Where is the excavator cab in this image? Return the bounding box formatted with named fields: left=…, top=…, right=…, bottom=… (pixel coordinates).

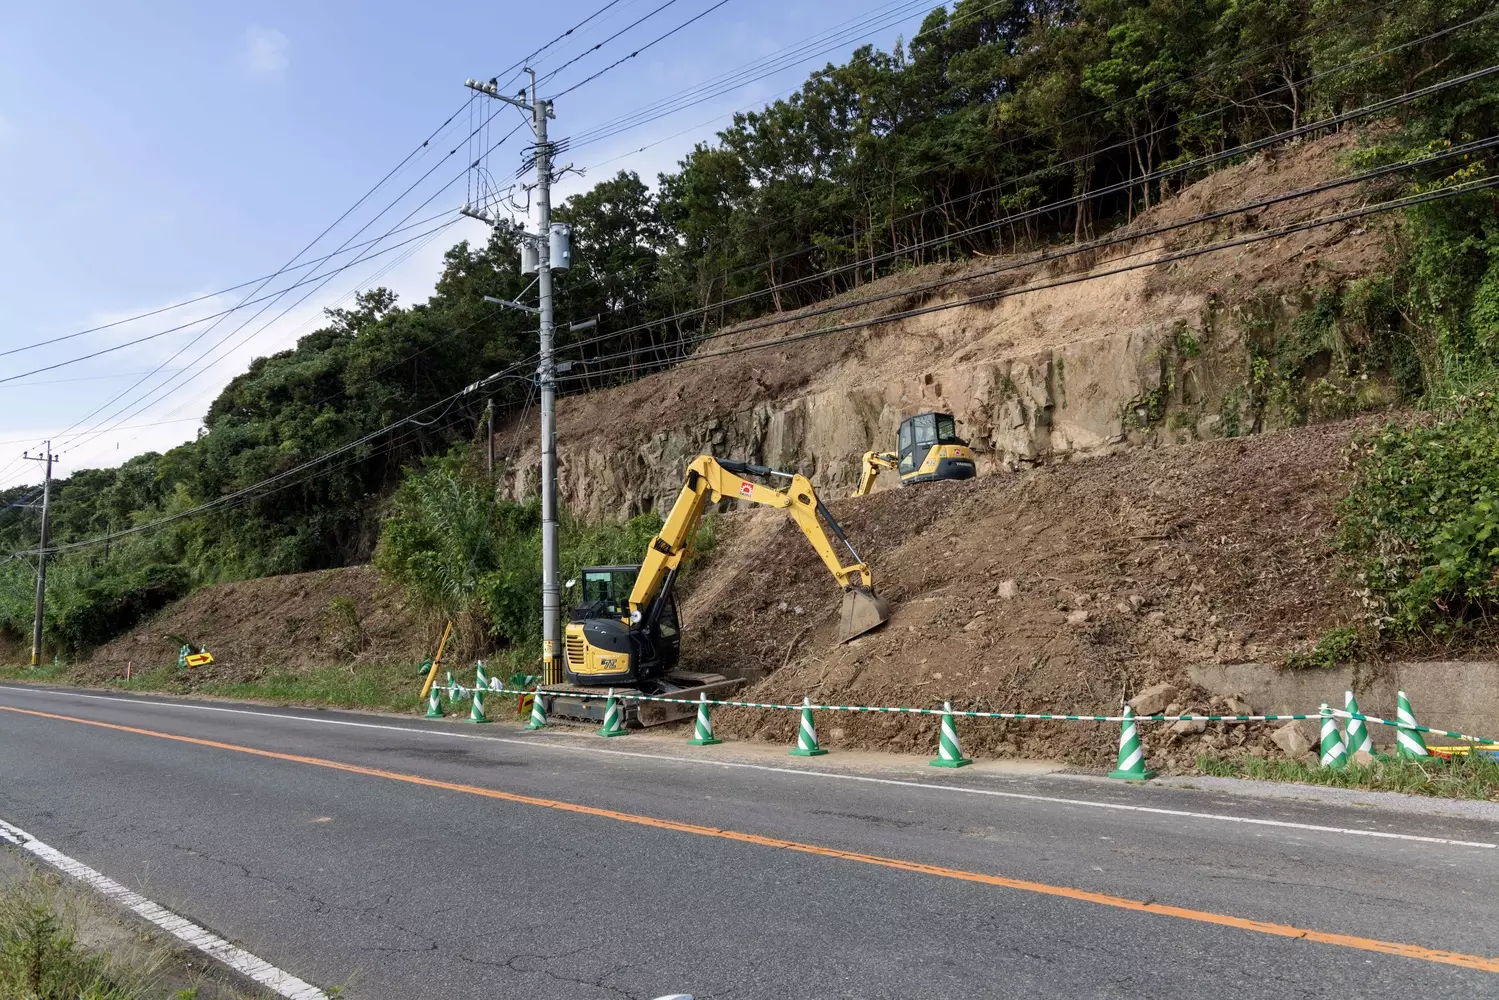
left=896, top=412, right=976, bottom=486
left=565, top=564, right=681, bottom=685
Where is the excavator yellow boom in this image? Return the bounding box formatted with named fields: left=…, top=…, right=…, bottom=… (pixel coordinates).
left=631, top=455, right=890, bottom=643
left=853, top=451, right=899, bottom=498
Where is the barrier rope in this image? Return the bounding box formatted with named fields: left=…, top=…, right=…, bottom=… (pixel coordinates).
left=434, top=683, right=1499, bottom=747
left=1328, top=707, right=1499, bottom=748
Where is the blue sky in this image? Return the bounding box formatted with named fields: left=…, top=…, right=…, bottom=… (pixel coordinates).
left=0, top=0, right=936, bottom=488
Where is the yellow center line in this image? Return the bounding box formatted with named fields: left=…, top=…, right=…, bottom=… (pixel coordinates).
left=5, top=703, right=1497, bottom=975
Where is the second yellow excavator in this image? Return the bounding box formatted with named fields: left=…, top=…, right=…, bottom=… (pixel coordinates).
left=853, top=411, right=977, bottom=497
left=553, top=455, right=890, bottom=726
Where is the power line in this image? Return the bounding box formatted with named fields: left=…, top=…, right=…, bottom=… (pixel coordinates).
left=538, top=0, right=685, bottom=87
left=564, top=172, right=1499, bottom=388
left=53, top=120, right=527, bottom=456
left=0, top=209, right=460, bottom=363
left=0, top=216, right=459, bottom=388
left=556, top=49, right=1499, bottom=363
left=554, top=0, right=737, bottom=99
left=552, top=0, right=1423, bottom=318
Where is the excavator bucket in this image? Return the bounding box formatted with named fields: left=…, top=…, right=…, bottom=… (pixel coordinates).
left=838, top=586, right=891, bottom=643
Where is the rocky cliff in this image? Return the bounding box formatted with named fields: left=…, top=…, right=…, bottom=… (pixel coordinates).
left=495, top=131, right=1390, bottom=518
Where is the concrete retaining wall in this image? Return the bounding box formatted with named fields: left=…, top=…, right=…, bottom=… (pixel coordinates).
left=1189, top=661, right=1499, bottom=746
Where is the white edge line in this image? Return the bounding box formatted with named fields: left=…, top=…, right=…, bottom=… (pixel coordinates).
left=0, top=817, right=328, bottom=1000
left=7, top=685, right=1497, bottom=851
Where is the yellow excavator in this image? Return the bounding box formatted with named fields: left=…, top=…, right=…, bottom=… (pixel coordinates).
left=554, top=455, right=891, bottom=727
left=853, top=411, right=977, bottom=498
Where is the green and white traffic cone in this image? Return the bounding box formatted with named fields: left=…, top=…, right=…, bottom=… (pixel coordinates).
left=423, top=684, right=444, bottom=718
left=467, top=666, right=491, bottom=724
left=446, top=671, right=459, bottom=703
left=1107, top=705, right=1155, bottom=780
left=1318, top=703, right=1346, bottom=769
left=686, top=692, right=721, bottom=746
left=474, top=660, right=490, bottom=693
left=597, top=689, right=628, bottom=737
left=525, top=686, right=547, bottom=730
left=789, top=697, right=828, bottom=757
left=930, top=701, right=973, bottom=768
left=1395, top=690, right=1430, bottom=759
left=1343, top=690, right=1373, bottom=761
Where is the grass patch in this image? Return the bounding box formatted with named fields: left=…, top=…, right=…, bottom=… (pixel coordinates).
left=0, top=875, right=143, bottom=998
left=0, top=860, right=278, bottom=998
left=0, top=656, right=532, bottom=718
left=1198, top=752, right=1499, bottom=800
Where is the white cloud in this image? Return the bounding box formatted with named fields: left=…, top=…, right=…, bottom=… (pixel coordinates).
left=239, top=26, right=289, bottom=79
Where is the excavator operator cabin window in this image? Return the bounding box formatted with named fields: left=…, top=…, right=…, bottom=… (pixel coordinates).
left=912, top=413, right=938, bottom=447
left=583, top=570, right=630, bottom=616
left=937, top=413, right=958, bottom=443
left=898, top=418, right=916, bottom=472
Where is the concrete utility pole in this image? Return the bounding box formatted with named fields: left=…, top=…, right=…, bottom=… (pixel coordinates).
left=21, top=443, right=54, bottom=667
left=464, top=70, right=566, bottom=685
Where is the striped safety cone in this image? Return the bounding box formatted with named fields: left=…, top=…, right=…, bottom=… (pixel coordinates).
left=1318, top=703, right=1346, bottom=769
left=446, top=671, right=459, bottom=703
left=597, top=689, right=628, bottom=737
left=1106, top=705, right=1155, bottom=780
left=686, top=693, right=721, bottom=746
left=468, top=666, right=491, bottom=724
left=930, top=701, right=972, bottom=768
left=1344, top=690, right=1373, bottom=761
left=789, top=697, right=828, bottom=757
left=474, top=660, right=490, bottom=693
left=423, top=684, right=445, bottom=718
left=525, top=686, right=547, bottom=730
left=1395, top=690, right=1430, bottom=759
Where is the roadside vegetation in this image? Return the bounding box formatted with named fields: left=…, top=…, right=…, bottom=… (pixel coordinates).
left=0, top=860, right=269, bottom=999
left=1198, top=752, right=1499, bottom=800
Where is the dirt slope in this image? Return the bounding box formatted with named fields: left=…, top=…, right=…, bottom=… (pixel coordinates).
left=679, top=418, right=1381, bottom=770
left=73, top=566, right=432, bottom=684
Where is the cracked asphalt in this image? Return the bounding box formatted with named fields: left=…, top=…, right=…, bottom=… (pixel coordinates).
left=2, top=683, right=1498, bottom=999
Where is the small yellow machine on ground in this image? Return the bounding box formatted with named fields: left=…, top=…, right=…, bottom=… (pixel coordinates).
left=553, top=455, right=891, bottom=727
left=854, top=411, right=977, bottom=498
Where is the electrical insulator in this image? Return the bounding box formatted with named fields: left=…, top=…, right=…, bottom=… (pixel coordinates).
left=520, top=241, right=539, bottom=275
left=549, top=224, right=572, bottom=271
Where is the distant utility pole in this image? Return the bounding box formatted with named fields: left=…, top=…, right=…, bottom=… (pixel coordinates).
left=464, top=69, right=568, bottom=685
left=21, top=442, right=54, bottom=667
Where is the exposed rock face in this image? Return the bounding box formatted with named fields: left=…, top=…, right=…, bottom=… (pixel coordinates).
left=501, top=319, right=1247, bottom=519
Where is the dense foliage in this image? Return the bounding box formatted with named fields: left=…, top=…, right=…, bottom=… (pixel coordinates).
left=1340, top=395, right=1499, bottom=635
left=372, top=453, right=692, bottom=660
left=2, top=0, right=1496, bottom=657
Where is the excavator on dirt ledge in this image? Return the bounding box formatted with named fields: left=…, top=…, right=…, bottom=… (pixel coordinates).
left=853, top=411, right=977, bottom=498
left=550, top=455, right=891, bottom=727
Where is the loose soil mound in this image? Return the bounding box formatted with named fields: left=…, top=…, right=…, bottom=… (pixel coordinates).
left=681, top=419, right=1381, bottom=771
left=73, top=566, right=433, bottom=686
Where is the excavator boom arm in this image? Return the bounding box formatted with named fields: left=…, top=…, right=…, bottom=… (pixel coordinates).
left=853, top=451, right=899, bottom=498
left=627, top=457, right=887, bottom=641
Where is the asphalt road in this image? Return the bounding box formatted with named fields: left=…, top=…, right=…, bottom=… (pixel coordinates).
left=2, top=683, right=1497, bottom=999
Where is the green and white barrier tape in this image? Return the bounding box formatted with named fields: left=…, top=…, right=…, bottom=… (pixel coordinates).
left=1328, top=708, right=1499, bottom=748
left=430, top=684, right=1499, bottom=747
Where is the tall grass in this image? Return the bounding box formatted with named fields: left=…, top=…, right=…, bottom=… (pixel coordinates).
left=0, top=869, right=156, bottom=999
left=1198, top=752, right=1499, bottom=800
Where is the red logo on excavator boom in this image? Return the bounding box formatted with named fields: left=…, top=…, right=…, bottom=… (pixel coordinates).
left=739, top=481, right=754, bottom=497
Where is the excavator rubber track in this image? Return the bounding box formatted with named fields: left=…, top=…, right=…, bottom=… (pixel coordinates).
left=543, top=671, right=746, bottom=728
